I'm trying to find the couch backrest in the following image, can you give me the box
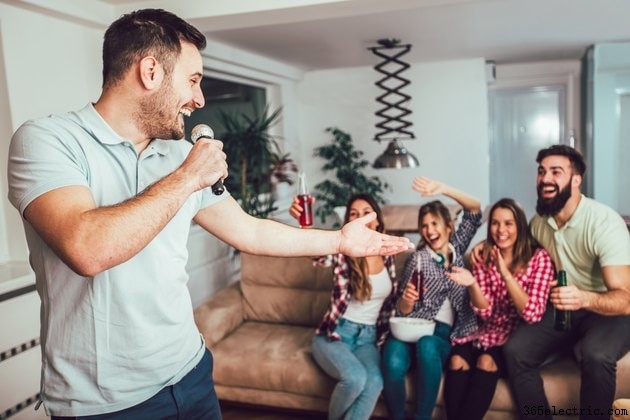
[240,252,411,327]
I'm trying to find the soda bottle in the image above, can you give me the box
[296,172,313,227]
[554,270,571,331]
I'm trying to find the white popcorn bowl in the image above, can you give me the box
[389,317,436,343]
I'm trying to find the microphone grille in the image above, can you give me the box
[191,124,214,143]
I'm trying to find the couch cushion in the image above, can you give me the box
[240,253,332,326]
[211,321,335,398]
[239,252,411,326]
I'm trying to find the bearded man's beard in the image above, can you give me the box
[136,79,185,141]
[536,182,572,216]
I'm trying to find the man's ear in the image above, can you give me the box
[572,173,582,189]
[138,56,163,90]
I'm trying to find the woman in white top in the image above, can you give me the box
[290,193,399,420]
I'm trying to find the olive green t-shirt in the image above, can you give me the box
[530,195,630,292]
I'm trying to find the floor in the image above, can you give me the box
[221,403,326,420]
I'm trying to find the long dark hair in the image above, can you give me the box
[483,198,536,273]
[416,200,454,250]
[102,9,206,89]
[343,194,385,302]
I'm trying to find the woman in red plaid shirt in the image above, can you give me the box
[445,198,555,420]
[290,193,399,420]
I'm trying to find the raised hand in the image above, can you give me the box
[339,213,413,257]
[412,177,446,197]
[447,266,476,287]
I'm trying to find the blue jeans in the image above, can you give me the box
[312,318,384,420]
[52,349,221,420]
[382,321,452,420]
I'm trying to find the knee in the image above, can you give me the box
[449,354,470,371]
[417,336,448,361]
[383,353,407,378]
[580,348,616,372]
[503,338,525,366]
[365,372,384,394]
[340,368,367,392]
[476,354,498,372]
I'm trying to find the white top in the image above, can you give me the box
[343,268,392,325]
[7,104,229,416]
[434,297,455,326]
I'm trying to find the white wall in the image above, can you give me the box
[0,3,305,307]
[0,3,103,264]
[297,59,490,219]
[592,42,630,212]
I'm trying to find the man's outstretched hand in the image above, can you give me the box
[339,212,414,257]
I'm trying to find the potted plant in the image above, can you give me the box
[313,127,389,225]
[270,150,298,201]
[216,105,288,219]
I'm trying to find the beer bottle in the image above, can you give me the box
[554,270,571,331]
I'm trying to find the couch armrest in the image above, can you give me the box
[194,282,244,348]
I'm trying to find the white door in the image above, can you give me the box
[489,85,567,219]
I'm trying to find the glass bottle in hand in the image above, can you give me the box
[296,172,313,227]
[554,270,571,331]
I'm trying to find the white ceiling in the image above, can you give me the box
[46,0,630,70]
[198,0,630,70]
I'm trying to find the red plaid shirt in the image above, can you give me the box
[313,254,397,347]
[453,247,555,349]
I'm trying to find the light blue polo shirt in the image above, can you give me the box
[7,103,229,416]
[530,195,630,292]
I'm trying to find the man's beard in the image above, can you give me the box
[536,181,572,217]
[136,79,185,141]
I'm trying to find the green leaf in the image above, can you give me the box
[313,127,390,223]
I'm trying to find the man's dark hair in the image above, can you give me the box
[536,144,586,176]
[102,8,206,89]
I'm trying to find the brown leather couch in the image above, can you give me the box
[194,252,630,419]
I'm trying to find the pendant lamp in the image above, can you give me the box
[368,38,419,168]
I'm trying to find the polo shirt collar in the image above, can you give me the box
[76,103,172,156]
[545,194,586,230]
[75,103,126,145]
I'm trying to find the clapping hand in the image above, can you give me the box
[447,266,476,287]
[490,245,510,278]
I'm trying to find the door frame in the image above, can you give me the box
[490,61,581,147]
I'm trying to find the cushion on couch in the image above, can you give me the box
[240,254,332,326]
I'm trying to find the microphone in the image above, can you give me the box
[191,124,225,195]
